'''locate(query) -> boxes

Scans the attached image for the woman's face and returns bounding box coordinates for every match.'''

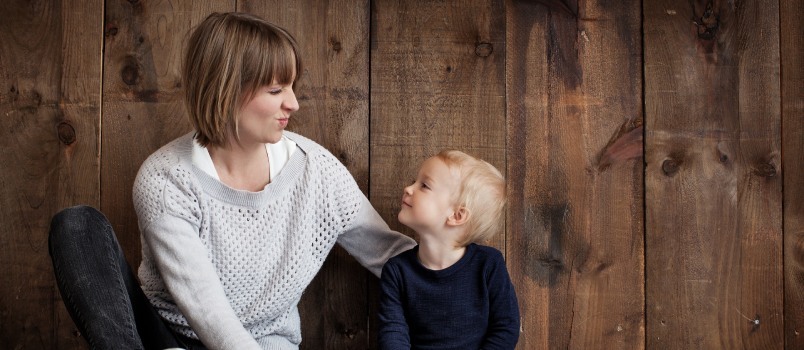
[236,81,299,145]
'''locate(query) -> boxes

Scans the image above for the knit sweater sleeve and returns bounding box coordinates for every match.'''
[333,177,416,278]
[133,150,261,350]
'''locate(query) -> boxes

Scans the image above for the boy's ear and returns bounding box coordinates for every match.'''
[447,207,469,226]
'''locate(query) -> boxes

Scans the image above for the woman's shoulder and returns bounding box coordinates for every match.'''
[134,132,195,190]
[139,132,194,171]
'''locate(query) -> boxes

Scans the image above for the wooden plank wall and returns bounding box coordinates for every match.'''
[0,0,800,349]
[644,1,784,347]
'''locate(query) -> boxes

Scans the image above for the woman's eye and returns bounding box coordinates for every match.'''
[268,89,282,95]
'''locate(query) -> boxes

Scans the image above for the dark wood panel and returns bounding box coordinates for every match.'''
[505,0,644,348]
[782,0,804,348]
[239,1,372,348]
[371,0,506,244]
[0,0,102,348]
[644,0,783,347]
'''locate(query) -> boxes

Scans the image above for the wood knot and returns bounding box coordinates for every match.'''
[753,162,776,178]
[662,159,680,176]
[104,23,118,37]
[57,121,76,145]
[338,152,350,166]
[121,56,140,86]
[343,328,358,339]
[475,42,493,57]
[329,37,342,53]
[693,2,719,40]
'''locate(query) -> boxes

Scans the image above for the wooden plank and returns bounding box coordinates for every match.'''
[101,0,233,272]
[644,0,783,348]
[782,0,804,347]
[371,0,506,347]
[371,0,507,245]
[505,0,644,348]
[0,0,102,348]
[239,1,372,348]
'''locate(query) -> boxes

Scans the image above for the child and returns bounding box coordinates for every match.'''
[378,150,520,349]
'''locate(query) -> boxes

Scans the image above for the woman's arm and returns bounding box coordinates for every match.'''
[141,215,262,350]
[337,194,416,277]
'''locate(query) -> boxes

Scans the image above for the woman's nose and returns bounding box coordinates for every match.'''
[284,89,299,112]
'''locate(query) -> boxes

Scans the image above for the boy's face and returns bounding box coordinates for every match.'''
[398,157,461,234]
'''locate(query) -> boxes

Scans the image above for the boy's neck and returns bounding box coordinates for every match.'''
[416,235,466,270]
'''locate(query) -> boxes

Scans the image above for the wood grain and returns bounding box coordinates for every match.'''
[782,0,804,347]
[644,0,783,347]
[506,0,644,348]
[371,0,506,244]
[0,0,102,348]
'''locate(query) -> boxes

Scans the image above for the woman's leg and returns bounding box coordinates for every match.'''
[48,205,182,350]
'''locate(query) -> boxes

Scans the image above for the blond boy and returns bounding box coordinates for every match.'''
[378,150,520,349]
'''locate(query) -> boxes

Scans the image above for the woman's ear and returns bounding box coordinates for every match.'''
[447,206,469,226]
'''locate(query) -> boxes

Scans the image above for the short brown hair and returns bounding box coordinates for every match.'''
[435,150,506,246]
[183,12,301,147]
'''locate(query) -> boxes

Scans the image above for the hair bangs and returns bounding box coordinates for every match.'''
[242,27,301,101]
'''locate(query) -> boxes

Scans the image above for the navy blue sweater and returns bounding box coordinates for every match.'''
[378,244,520,350]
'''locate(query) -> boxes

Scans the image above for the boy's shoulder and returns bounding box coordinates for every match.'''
[388,245,418,263]
[471,243,504,260]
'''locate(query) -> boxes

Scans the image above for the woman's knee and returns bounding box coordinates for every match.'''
[49,205,111,255]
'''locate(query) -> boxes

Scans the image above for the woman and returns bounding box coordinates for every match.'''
[49,12,415,349]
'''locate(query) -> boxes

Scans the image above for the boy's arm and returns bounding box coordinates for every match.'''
[378,262,412,349]
[481,252,521,350]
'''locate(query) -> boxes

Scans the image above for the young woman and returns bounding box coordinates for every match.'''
[49,12,415,349]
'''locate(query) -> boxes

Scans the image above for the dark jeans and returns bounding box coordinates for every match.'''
[48,205,206,350]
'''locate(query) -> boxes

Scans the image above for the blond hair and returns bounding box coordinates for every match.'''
[183,12,301,147]
[435,150,506,246]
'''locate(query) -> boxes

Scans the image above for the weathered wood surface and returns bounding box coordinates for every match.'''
[644,0,783,348]
[506,0,644,348]
[0,0,102,348]
[782,0,804,348]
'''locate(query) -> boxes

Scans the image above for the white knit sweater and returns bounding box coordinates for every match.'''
[133,131,416,349]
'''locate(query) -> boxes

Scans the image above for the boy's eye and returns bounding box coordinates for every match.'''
[420,183,430,190]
